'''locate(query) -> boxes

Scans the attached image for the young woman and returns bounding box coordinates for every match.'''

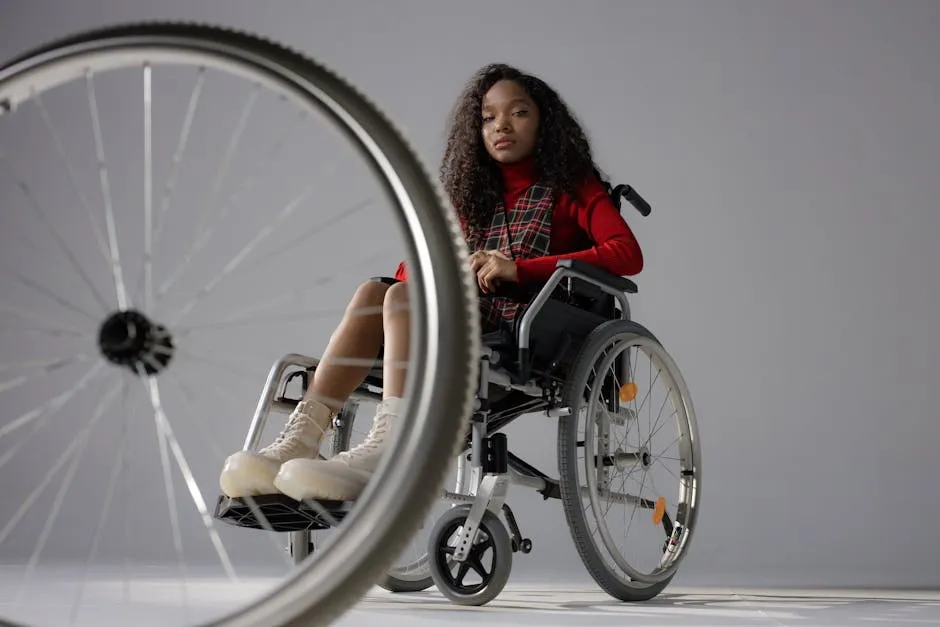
[219,63,644,503]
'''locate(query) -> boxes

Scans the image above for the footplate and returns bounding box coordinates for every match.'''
[213,494,349,532]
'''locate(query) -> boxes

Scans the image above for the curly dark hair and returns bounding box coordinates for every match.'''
[440,63,609,242]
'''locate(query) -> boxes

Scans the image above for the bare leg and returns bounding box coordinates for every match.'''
[304,279,390,411]
[380,282,410,399]
[272,281,412,501]
[219,279,391,498]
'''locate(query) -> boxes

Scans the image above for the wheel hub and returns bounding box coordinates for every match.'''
[97,309,174,376]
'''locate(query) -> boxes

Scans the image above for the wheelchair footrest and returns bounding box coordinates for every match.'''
[213,493,349,532]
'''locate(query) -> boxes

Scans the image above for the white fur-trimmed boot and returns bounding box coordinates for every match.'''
[219,399,334,498]
[274,397,403,502]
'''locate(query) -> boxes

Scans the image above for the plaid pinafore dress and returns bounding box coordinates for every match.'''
[471,182,555,333]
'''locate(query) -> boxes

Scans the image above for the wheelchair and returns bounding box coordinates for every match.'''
[214,184,701,606]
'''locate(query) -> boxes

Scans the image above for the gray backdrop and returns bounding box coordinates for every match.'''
[1,0,938,590]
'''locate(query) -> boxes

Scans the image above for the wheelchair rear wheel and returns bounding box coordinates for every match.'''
[558,319,700,602]
[0,22,478,627]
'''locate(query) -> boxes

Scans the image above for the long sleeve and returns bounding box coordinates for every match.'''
[514,177,644,284]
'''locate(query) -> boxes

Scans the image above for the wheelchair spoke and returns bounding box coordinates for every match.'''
[69,395,129,626]
[0,352,90,397]
[0,360,104,445]
[0,353,91,374]
[16,379,124,606]
[152,376,191,607]
[621,460,649,560]
[169,252,387,339]
[233,197,376,277]
[150,93,303,312]
[87,72,131,312]
[31,93,111,265]
[174,303,385,338]
[645,398,675,446]
[455,562,471,585]
[169,345,270,384]
[299,499,341,529]
[0,154,111,313]
[168,180,322,328]
[149,69,205,254]
[143,63,154,313]
[0,303,94,338]
[136,371,238,582]
[0,264,100,322]
[160,371,231,462]
[155,87,261,305]
[0,372,118,552]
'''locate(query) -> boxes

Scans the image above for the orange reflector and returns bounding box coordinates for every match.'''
[653,497,667,525]
[619,382,638,403]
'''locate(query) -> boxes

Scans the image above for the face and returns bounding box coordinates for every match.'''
[481,79,540,164]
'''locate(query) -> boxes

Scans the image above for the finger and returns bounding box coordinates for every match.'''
[470,253,487,273]
[480,266,497,292]
[476,264,491,293]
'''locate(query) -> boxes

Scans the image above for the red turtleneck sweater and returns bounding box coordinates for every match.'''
[394,156,643,284]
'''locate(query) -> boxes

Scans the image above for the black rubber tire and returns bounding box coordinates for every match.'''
[557,319,680,602]
[427,505,513,606]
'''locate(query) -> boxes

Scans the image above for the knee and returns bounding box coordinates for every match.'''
[347,279,390,315]
[352,279,391,304]
[383,281,409,317]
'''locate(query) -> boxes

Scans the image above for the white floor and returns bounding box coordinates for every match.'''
[339,585,940,627]
[2,570,939,627]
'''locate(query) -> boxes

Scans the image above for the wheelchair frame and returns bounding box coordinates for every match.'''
[213,183,696,604]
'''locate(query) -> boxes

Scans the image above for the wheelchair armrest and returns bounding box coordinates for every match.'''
[554,259,637,294]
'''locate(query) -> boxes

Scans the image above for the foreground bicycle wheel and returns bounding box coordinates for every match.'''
[0,22,478,627]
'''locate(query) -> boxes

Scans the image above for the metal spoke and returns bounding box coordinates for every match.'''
[0,264,99,321]
[0,360,104,445]
[168,181,321,327]
[86,71,130,311]
[32,91,111,264]
[0,373,118,550]
[15,379,123,605]
[138,372,238,581]
[0,352,90,397]
[155,88,260,304]
[143,63,154,313]
[0,154,111,312]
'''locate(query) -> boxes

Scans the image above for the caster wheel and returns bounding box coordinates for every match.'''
[428,505,512,606]
[519,538,533,554]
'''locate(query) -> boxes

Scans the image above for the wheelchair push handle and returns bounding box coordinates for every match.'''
[610,183,652,217]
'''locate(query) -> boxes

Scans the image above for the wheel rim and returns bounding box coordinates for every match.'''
[0,24,476,627]
[432,510,499,596]
[575,332,699,586]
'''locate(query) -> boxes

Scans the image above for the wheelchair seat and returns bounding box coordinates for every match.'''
[479,259,637,385]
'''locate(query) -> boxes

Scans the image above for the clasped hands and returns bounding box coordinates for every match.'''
[469,249,518,294]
